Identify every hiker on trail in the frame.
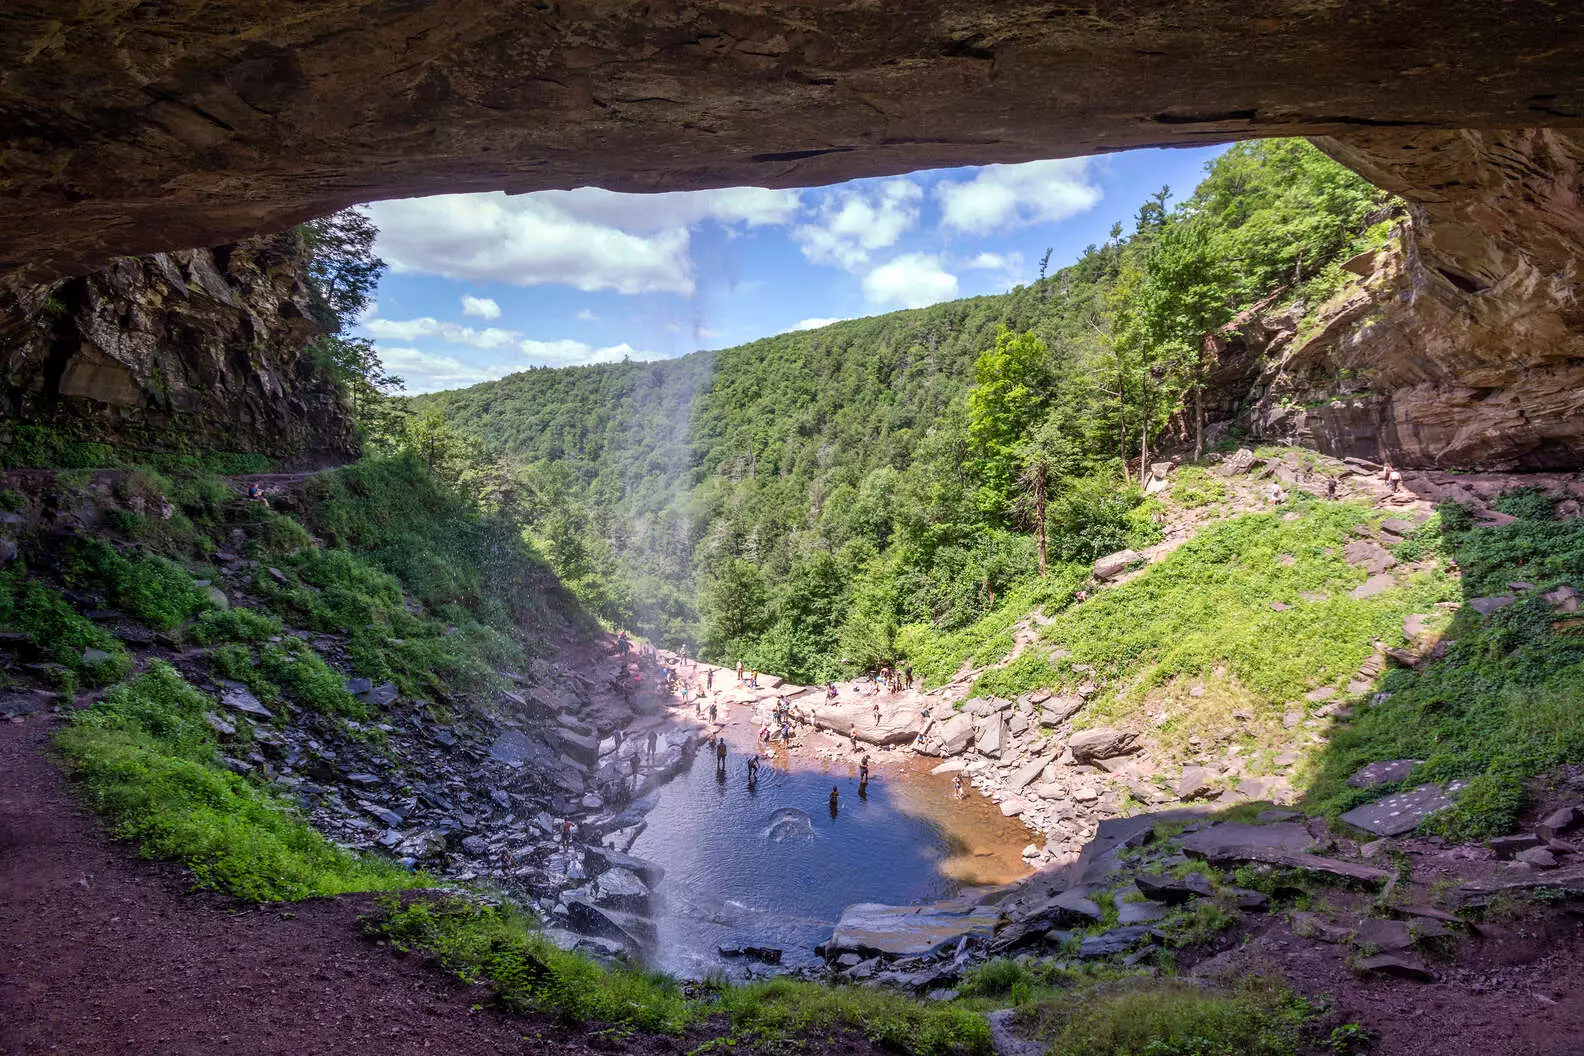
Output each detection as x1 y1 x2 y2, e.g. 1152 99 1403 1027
617 630 629 653
1326 478 1338 500
1387 465 1403 493
560 817 574 848
646 729 658 759
829 785 840 817
952 775 966 800
903 663 913 688
736 659 744 684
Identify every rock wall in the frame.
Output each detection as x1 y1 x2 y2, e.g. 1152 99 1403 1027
6 3 1584 282
0 233 355 464
1201 131 1584 471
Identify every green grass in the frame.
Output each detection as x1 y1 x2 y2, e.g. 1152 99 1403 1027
0 568 131 684
190 606 283 644
0 423 270 474
1015 977 1311 1056
1306 495 1584 838
55 662 421 900
968 500 1454 712
370 895 992 1055
1170 466 1231 509
900 569 1085 690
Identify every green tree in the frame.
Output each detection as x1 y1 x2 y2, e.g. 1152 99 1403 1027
1015 416 1082 576
700 559 768 659
966 328 1055 519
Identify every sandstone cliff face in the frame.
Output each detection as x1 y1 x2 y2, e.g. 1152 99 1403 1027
1198 130 1584 471
0 233 355 463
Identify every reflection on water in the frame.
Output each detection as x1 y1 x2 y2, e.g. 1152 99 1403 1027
628 730 1031 976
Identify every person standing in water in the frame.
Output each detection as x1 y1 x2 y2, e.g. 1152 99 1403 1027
746 754 760 785
716 737 728 775
646 728 658 760
858 754 870 791
828 785 840 818
952 775 966 800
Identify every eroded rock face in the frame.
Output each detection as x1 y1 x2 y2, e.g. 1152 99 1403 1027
0 233 354 462
1202 130 1584 470
6 4 1584 281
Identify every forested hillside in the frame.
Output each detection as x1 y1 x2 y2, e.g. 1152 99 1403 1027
422 141 1396 682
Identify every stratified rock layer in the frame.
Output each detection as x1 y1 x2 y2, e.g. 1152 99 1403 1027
6 3 1584 281
0 233 353 463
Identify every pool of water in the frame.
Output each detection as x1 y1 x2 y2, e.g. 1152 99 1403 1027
629 726 1032 976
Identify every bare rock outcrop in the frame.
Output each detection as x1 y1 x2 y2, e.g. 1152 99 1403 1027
0 232 354 463
6 4 1584 282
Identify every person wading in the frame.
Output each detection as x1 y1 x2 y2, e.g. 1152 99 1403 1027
646 728 658 759
828 785 840 818
858 754 870 792
715 738 728 776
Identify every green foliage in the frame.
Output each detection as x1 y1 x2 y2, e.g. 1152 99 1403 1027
189 607 282 645
259 639 370 717
964 502 1454 707
56 663 419 900
64 538 210 631
1017 977 1311 1056
371 896 989 1054
1306 499 1584 836
0 568 131 684
410 141 1391 680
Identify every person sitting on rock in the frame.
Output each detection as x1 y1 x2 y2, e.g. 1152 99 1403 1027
245 482 269 507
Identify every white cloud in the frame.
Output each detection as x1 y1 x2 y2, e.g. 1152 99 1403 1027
368 185 801 296
966 251 1022 272
793 317 846 331
862 253 959 309
535 185 801 233
377 347 519 394
369 193 696 295
793 178 922 270
363 316 521 350
460 294 500 320
935 159 1101 234
576 309 600 322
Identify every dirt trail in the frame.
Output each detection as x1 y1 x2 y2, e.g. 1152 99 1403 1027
0 714 674 1056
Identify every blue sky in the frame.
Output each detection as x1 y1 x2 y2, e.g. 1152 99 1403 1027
357 145 1228 394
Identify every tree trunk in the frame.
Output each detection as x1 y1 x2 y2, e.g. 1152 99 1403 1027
1034 467 1048 577
1193 384 1204 460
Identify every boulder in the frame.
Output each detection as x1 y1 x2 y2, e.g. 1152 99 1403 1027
592 867 651 911
1343 539 1398 574
565 898 656 952
1067 727 1137 763
1175 766 1217 801
1345 759 1421 789
1537 806 1581 841
1468 595 1517 615
1079 925 1155 958
1487 833 1543 859
1008 755 1050 792
931 712 976 756
990 889 1102 951
977 713 1006 758
203 584 229 610
1041 694 1085 726
1220 448 1257 476
1093 550 1143 581
803 699 927 746
1133 871 1213 905
218 681 272 720
1358 953 1435 981
827 901 1002 959
1350 573 1398 600
1340 780 1467 836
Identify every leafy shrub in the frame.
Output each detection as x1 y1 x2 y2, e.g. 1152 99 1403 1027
65 538 210 631
190 607 283 645
0 569 131 684
259 640 368 717
56 662 417 900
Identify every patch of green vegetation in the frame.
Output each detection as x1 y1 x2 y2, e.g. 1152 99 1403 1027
0 423 272 475
1158 899 1239 948
0 424 118 470
259 639 369 718
190 606 283 645
1015 977 1311 1056
1307 494 1584 838
0 568 131 684
963 501 1453 712
901 571 1084 689
1169 466 1231 509
371 896 991 1055
56 662 419 900
64 538 210 631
